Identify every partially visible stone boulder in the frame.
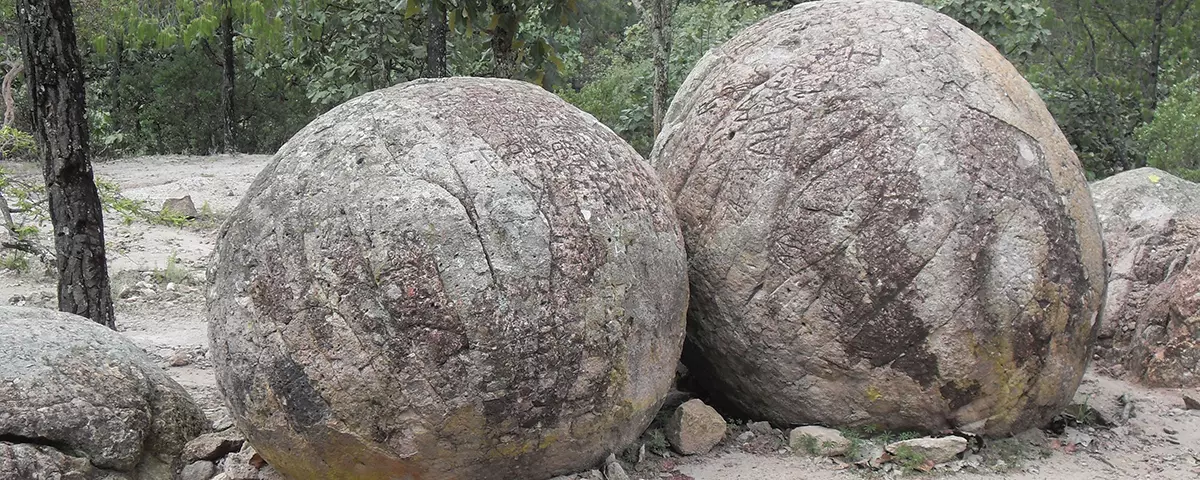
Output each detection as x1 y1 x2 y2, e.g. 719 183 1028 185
885 436 968 465
789 426 851 457
601 454 631 480
652 0 1104 436
665 399 727 455
0 307 209 480
180 460 216 480
0 442 108 480
162 196 199 219
207 78 688 480
181 430 245 462
1092 168 1200 387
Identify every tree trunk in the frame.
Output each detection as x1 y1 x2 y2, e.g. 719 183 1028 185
490 0 517 78
649 0 674 139
3 62 24 127
1144 0 1164 122
220 0 236 153
424 0 448 78
16 0 116 329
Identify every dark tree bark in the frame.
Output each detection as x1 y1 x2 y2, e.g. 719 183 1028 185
648 0 675 139
490 0 517 78
16 0 116 328
424 0 449 78
1144 0 1165 121
220 0 236 152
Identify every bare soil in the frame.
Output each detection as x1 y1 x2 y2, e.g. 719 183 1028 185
1 155 1197 479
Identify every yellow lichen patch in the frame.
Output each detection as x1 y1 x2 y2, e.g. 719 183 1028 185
969 335 1032 431
865 385 884 402
252 426 430 480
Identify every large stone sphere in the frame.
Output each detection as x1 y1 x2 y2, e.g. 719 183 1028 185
652 0 1105 435
207 78 688 479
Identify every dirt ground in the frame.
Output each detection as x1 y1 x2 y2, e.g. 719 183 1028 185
1 154 1197 479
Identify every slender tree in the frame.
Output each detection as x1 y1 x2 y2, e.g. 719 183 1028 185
17 0 117 328
220 0 237 151
424 0 449 78
647 0 675 138
490 0 517 78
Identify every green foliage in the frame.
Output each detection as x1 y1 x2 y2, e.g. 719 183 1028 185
926 0 1050 59
559 0 769 155
0 126 37 161
0 251 30 273
644 427 670 454
891 444 928 470
152 250 192 285
794 432 820 455
1137 76 1200 181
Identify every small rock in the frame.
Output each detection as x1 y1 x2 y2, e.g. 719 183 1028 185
170 350 193 367
180 460 216 480
162 195 199 219
211 412 234 431
1064 427 1094 449
665 399 726 455
210 474 229 480
885 436 968 465
747 421 773 434
735 431 754 443
167 282 177 291
182 430 245 462
1184 394 1200 410
602 453 631 480
789 425 851 457
584 469 604 480
1164 427 1179 435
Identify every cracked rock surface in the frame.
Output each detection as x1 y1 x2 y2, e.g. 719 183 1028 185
652 0 1104 436
0 306 208 479
207 77 688 479
1091 168 1200 387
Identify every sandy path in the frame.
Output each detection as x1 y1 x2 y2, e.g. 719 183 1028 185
1 154 1197 479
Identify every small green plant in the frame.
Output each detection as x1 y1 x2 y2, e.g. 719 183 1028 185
155 209 191 228
644 428 669 454
1065 395 1109 426
0 126 37 161
891 444 928 471
152 251 191 285
0 251 30 273
796 433 820 455
840 430 873 462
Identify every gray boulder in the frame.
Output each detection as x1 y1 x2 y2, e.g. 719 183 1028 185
885 436 968 465
207 77 688 480
665 399 726 455
652 0 1105 436
1091 168 1200 386
0 307 209 480
789 426 851 457
162 196 199 219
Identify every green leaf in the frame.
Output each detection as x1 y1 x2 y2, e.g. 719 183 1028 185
404 0 421 19
93 34 109 56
